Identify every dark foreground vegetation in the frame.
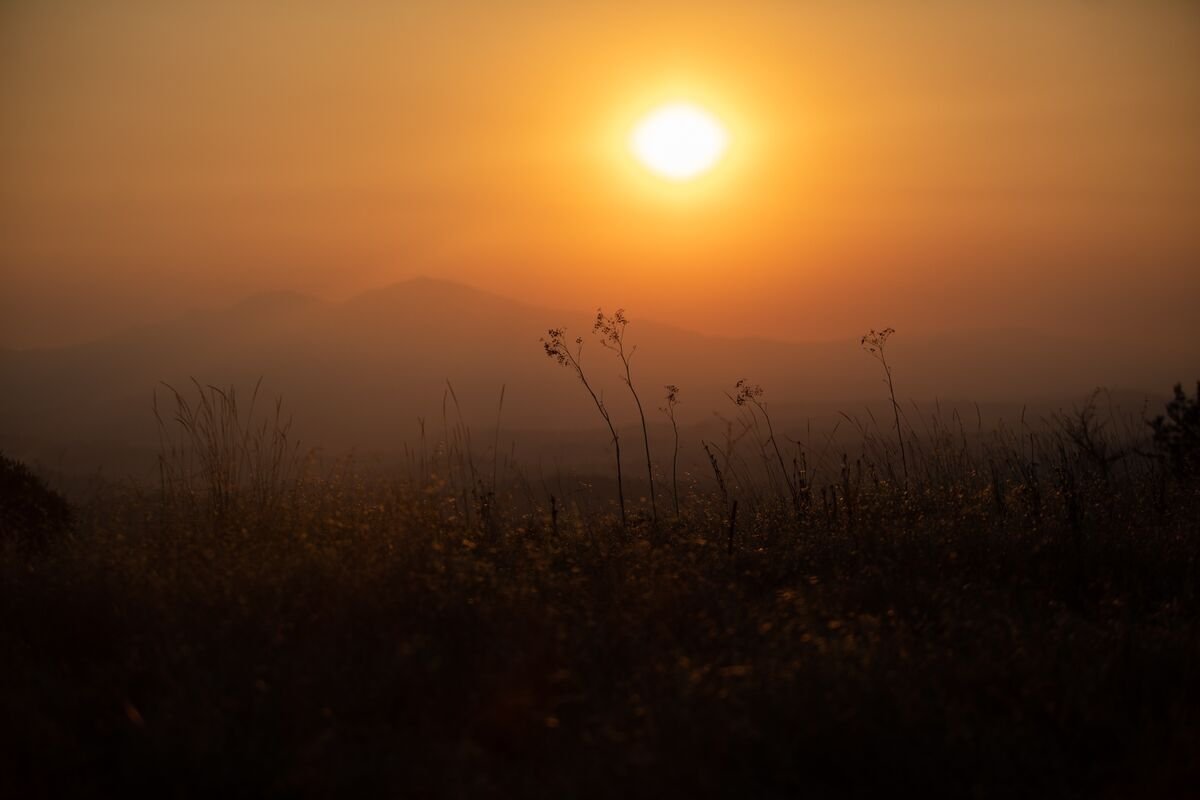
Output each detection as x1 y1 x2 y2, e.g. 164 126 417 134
2 382 1199 798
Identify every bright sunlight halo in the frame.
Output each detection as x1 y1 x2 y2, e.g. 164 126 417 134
629 103 728 181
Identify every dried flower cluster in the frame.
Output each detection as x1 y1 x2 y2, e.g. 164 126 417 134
541 328 584 370
734 380 764 407
860 327 895 359
593 308 630 350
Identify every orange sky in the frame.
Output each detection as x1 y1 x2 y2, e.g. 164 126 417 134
2 0 1199 347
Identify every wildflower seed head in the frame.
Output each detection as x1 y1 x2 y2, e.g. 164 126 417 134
861 327 895 360
541 328 576 368
593 308 629 349
661 384 681 415
734 380 764 406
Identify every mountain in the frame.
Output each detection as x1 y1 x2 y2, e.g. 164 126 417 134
1 277 1193 475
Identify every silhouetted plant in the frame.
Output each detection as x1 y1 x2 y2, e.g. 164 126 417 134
0 452 72 549
1056 390 1124 484
541 327 627 526
595 308 657 525
154 378 300 519
660 384 681 518
861 327 909 489
702 439 728 505
1150 381 1200 478
734 380 801 519
6 363 1200 799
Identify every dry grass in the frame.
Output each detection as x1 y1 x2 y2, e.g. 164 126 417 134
1 382 1198 798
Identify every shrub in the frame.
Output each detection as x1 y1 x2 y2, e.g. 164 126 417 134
1150 381 1200 478
0 452 72 548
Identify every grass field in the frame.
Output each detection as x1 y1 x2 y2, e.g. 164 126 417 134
2 384 1198 797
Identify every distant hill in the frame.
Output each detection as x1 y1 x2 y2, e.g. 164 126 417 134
1 277 1192 475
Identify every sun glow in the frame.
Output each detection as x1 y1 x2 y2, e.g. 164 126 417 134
629 103 729 181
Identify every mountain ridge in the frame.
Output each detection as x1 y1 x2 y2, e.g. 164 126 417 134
1 277 1192 465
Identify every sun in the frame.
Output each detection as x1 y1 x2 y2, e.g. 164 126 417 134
629 102 729 181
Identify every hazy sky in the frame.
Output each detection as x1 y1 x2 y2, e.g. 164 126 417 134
2 0 1198 347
